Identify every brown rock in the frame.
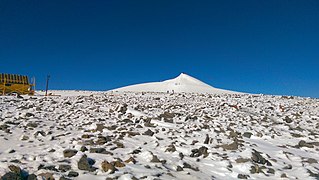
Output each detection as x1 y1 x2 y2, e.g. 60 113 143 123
101 161 117 174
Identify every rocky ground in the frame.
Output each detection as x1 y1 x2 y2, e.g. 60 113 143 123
0 91 318 180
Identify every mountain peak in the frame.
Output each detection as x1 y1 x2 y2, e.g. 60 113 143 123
110 73 240 94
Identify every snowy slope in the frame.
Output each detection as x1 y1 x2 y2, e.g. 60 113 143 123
0 92 319 179
111 73 240 94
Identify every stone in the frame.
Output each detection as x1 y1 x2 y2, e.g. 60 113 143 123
165 144 176 152
125 157 137 164
251 149 266 164
63 149 78 158
111 160 125 168
204 134 210 144
242 132 253 138
59 164 71 172
150 154 161 163
26 122 37 128
298 140 314 148
190 146 208 158
237 174 249 179
143 129 154 136
8 165 21 174
96 136 111 145
21 135 29 141
38 172 54 180
101 161 117 174
221 141 239 150
27 174 37 180
80 146 88 152
1 172 20 180
78 154 94 171
176 166 183 171
67 171 79 177
267 168 275 174
284 116 292 123
235 158 250 163
89 148 112 155
183 162 199 171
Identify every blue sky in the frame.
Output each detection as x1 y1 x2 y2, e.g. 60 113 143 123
1 0 318 97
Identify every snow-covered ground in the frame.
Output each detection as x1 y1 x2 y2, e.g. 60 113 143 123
0 90 318 180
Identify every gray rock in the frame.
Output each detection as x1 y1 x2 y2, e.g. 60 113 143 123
67 171 79 177
143 129 154 136
1 172 20 180
89 148 112 155
237 174 249 179
78 154 95 171
59 164 71 172
27 174 37 180
243 132 253 138
63 149 78 158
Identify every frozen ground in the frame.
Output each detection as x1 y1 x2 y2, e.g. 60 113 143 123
0 90 319 180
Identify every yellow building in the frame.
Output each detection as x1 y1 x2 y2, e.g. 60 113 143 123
0 73 35 95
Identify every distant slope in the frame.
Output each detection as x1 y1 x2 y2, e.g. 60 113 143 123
110 73 241 94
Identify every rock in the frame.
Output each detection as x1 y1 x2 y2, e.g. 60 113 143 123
183 162 199 171
20 135 29 141
235 158 250 163
159 112 175 119
114 141 124 148
38 172 54 180
25 112 34 117
26 122 37 128
267 168 275 174
221 141 239 150
204 134 210 144
27 174 37 180
150 154 161 163
67 171 79 177
38 164 58 172
143 129 154 136
115 104 128 114
298 140 314 148
111 160 125 168
34 130 46 137
237 174 249 179
284 116 292 123
176 166 183 171
1 172 20 180
165 144 176 152
305 158 318 164
179 152 184 160
242 132 253 138
281 173 287 178
251 149 267 164
58 164 71 172
0 124 9 131
78 154 95 171
95 124 105 132
190 146 208 158
125 157 137 164
96 136 111 145
89 148 112 155
8 165 21 174
80 146 88 152
101 161 117 174
63 149 78 158
59 177 71 180
250 165 262 174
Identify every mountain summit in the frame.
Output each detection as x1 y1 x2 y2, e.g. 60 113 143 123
110 73 240 94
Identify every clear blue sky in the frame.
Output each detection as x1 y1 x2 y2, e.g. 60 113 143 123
1 0 318 97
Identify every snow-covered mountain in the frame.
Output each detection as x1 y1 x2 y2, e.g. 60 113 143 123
111 73 240 94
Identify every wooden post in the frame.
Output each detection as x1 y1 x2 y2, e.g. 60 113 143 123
45 75 50 96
